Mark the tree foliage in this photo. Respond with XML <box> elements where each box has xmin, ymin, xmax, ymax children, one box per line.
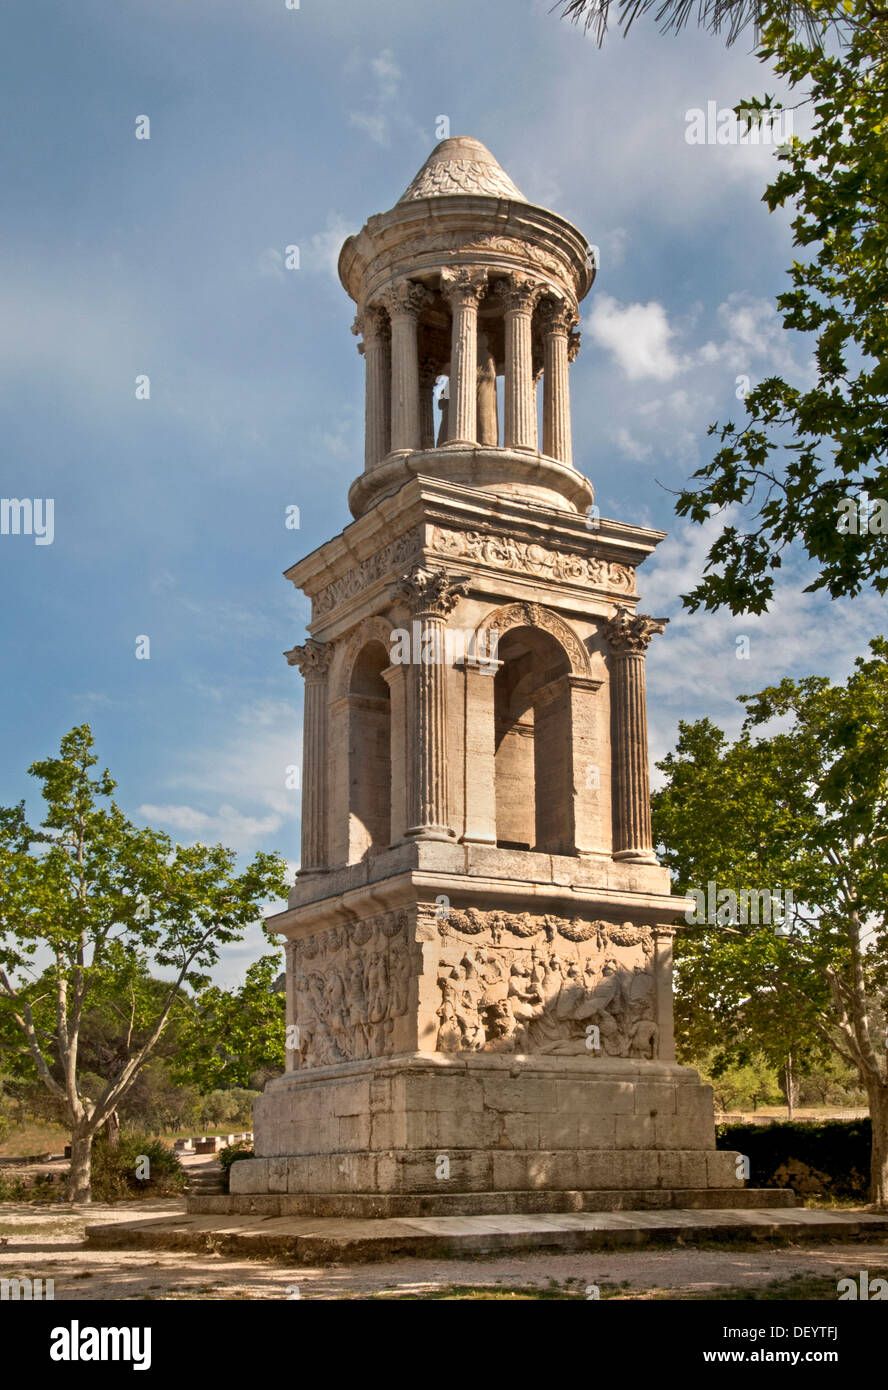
<box><xmin>0</xmin><ymin>725</ymin><xmax>288</xmax><ymax>1199</ymax></box>
<box><xmin>172</xmin><ymin>952</ymin><xmax>285</xmax><ymax>1094</ymax></box>
<box><xmin>652</xmin><ymin>639</ymin><xmax>888</xmax><ymax>1202</ymax></box>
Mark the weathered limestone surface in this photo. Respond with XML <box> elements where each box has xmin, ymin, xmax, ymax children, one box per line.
<box><xmin>205</xmin><ymin>136</ymin><xmax>790</xmax><ymax>1221</ymax></box>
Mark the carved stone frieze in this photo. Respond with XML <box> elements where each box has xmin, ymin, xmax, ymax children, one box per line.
<box><xmin>310</xmin><ymin>530</ymin><xmax>423</xmax><ymax>618</ymax></box>
<box><xmin>291</xmin><ymin>910</ymin><xmax>413</xmax><ymax>1068</ymax></box>
<box><xmin>429</xmin><ymin>526</ymin><xmax>636</xmax><ymax>595</ymax></box>
<box><xmin>434</xmin><ymin>910</ymin><xmax>657</xmax><ymax>1058</ymax></box>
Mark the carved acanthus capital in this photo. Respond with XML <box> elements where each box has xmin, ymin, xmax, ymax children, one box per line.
<box><xmin>567</xmin><ymin>328</ymin><xmax>582</xmax><ymax>363</ymax></box>
<box><xmin>352</xmin><ymin>306</ymin><xmax>390</xmax><ymax>354</ymax></box>
<box><xmin>284</xmin><ymin>638</ymin><xmax>333</xmax><ymax>679</ymax></box>
<box><xmin>603</xmin><ymin>608</ymin><xmax>668</xmax><ymax>656</ymax></box>
<box><xmin>440</xmin><ymin>266</ymin><xmax>489</xmax><ymax>309</ymax></box>
<box><xmin>538</xmin><ymin>296</ymin><xmax>579</xmax><ymax>337</ymax></box>
<box><xmin>398</xmin><ymin>565</ymin><xmax>470</xmax><ymax>618</ymax></box>
<box><xmin>494</xmin><ymin>273</ymin><xmax>545</xmax><ymax>316</ymax></box>
<box><xmin>382</xmin><ymin>279</ymin><xmax>432</xmax><ymax>321</ymax></box>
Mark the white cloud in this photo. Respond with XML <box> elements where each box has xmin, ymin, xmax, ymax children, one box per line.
<box><xmin>139</xmin><ymin>802</ymin><xmax>282</xmax><ymax>841</ymax></box>
<box><xmin>309</xmin><ymin>213</ymin><xmax>357</xmax><ymax>278</ymax></box>
<box><xmin>586</xmin><ymin>294</ymin><xmax>683</xmax><ymax>381</ymax></box>
<box><xmin>140</xmin><ymin>697</ymin><xmax>302</xmax><ymax>856</ymax></box>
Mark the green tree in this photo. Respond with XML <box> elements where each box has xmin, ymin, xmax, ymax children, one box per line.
<box><xmin>651</xmin><ymin>640</ymin><xmax>888</xmax><ymax>1205</ymax></box>
<box><xmin>562</xmin><ymin>1</ymin><xmax>888</xmax><ymax>614</ymax></box>
<box><xmin>172</xmin><ymin>953</ymin><xmax>285</xmax><ymax>1093</ymax></box>
<box><xmin>676</xmin><ymin>6</ymin><xmax>888</xmax><ymax>614</ymax></box>
<box><xmin>0</xmin><ymin>726</ymin><xmax>287</xmax><ymax>1201</ymax></box>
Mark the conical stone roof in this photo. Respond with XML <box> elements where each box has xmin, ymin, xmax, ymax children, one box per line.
<box><xmin>397</xmin><ymin>136</ymin><xmax>526</xmax><ymax>205</ymax></box>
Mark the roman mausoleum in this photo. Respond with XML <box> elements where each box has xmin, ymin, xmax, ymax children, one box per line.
<box><xmin>226</xmin><ymin>136</ymin><xmax>784</xmax><ymax>1216</ymax></box>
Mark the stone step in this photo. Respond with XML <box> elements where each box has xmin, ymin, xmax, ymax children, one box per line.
<box><xmin>186</xmin><ymin>1186</ymin><xmax>795</xmax><ymax>1219</ymax></box>
<box><xmin>85</xmin><ymin>1206</ymin><xmax>888</xmax><ymax>1264</ymax></box>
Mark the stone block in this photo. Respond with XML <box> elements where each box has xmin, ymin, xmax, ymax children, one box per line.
<box><xmin>633</xmin><ymin>1083</ymin><xmax>676</xmax><ymax>1116</ymax></box>
<box><xmin>331</xmin><ymin>1080</ymin><xmax>370</xmax><ymax>1117</ymax></box>
<box><xmin>708</xmin><ymin>1150</ymin><xmax>746</xmax><ymax>1188</ymax></box>
<box><xmin>615</xmin><ymin>1114</ymin><xmax>653</xmax><ymax>1149</ymax></box>
<box><xmin>339</xmin><ymin>1114</ymin><xmax>371</xmax><ymax>1150</ymax></box>
<box><xmin>576</xmin><ymin>1114</ymin><xmax>616</xmax><ymax>1148</ymax></box>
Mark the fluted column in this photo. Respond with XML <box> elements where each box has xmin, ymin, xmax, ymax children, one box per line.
<box><xmin>397</xmin><ymin>566</ymin><xmax>469</xmax><ymax>840</ymax></box>
<box><xmin>440</xmin><ymin>267</ymin><xmax>488</xmax><ymax>445</ymax></box>
<box><xmin>497</xmin><ymin>274</ymin><xmax>542</xmax><ymax>450</ymax></box>
<box><xmin>284</xmin><ymin>638</ymin><xmax>333</xmax><ymax>873</ymax></box>
<box><xmin>352</xmin><ymin>307</ymin><xmax>391</xmax><ymax>470</ymax></box>
<box><xmin>602</xmin><ymin>608</ymin><xmax>668</xmax><ymax>863</ymax></box>
<box><xmin>383</xmin><ymin>280</ymin><xmax>430</xmax><ymax>452</ymax></box>
<box><xmin>540</xmin><ymin>298</ymin><xmax>578</xmax><ymax>465</ymax></box>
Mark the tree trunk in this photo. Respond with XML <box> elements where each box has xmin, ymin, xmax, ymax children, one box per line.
<box><xmin>104</xmin><ymin>1109</ymin><xmax>120</xmax><ymax>1150</ymax></box>
<box><xmin>67</xmin><ymin>1128</ymin><xmax>93</xmax><ymax>1204</ymax></box>
<box><xmin>779</xmin><ymin>1053</ymin><xmax>799</xmax><ymax>1120</ymax></box>
<box><xmin>868</xmin><ymin>1083</ymin><xmax>888</xmax><ymax>1210</ymax></box>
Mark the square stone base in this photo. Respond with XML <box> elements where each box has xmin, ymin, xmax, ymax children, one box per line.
<box><xmin>228</xmin><ymin>1052</ymin><xmax>754</xmax><ymax>1211</ymax></box>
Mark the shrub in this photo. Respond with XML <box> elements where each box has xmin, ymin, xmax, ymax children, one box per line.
<box><xmin>217</xmin><ymin>1140</ymin><xmax>253</xmax><ymax>1172</ymax></box>
<box><xmin>217</xmin><ymin>1140</ymin><xmax>253</xmax><ymax>1192</ymax></box>
<box><xmin>198</xmin><ymin>1088</ymin><xmax>259</xmax><ymax>1129</ymax></box>
<box><xmin>716</xmin><ymin>1119</ymin><xmax>872</xmax><ymax>1199</ymax></box>
<box><xmin>90</xmin><ymin>1130</ymin><xmax>187</xmax><ymax>1201</ymax></box>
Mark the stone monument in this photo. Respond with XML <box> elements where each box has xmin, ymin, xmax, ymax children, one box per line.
<box><xmin>226</xmin><ymin>137</ymin><xmax>787</xmax><ymax>1217</ymax></box>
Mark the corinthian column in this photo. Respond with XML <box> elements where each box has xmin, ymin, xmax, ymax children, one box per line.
<box><xmin>284</xmin><ymin>638</ymin><xmax>333</xmax><ymax>873</ymax></box>
<box><xmin>602</xmin><ymin>608</ymin><xmax>668</xmax><ymax>863</ymax></box>
<box><xmin>383</xmin><ymin>280</ymin><xmax>430</xmax><ymax>452</ymax></box>
<box><xmin>540</xmin><ymin>297</ymin><xmax>578</xmax><ymax>466</ymax></box>
<box><xmin>497</xmin><ymin>274</ymin><xmax>542</xmax><ymax>450</ymax></box>
<box><xmin>352</xmin><ymin>307</ymin><xmax>391</xmax><ymax>470</ymax></box>
<box><xmin>440</xmin><ymin>267</ymin><xmax>488</xmax><ymax>446</ymax></box>
<box><xmin>396</xmin><ymin>566</ymin><xmax>470</xmax><ymax>840</ymax></box>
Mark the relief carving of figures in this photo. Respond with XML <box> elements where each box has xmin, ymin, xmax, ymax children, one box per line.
<box><xmin>290</xmin><ymin>910</ymin><xmax>411</xmax><ymax>1068</ymax></box>
<box><xmin>430</xmin><ymin>526</ymin><xmax>636</xmax><ymax>595</ymax></box>
<box><xmin>434</xmin><ymin>912</ymin><xmax>658</xmax><ymax>1059</ymax></box>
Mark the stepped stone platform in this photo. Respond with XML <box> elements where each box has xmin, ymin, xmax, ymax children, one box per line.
<box><xmin>189</xmin><ymin>1186</ymin><xmax>795</xmax><ymax>1219</ymax></box>
<box><xmin>85</xmin><ymin>1206</ymin><xmax>888</xmax><ymax>1264</ymax></box>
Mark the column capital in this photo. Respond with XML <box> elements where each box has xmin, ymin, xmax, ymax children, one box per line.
<box><xmin>397</xmin><ymin>565</ymin><xmax>470</xmax><ymax>618</ymax></box>
<box><xmin>440</xmin><ymin>265</ymin><xmax>489</xmax><ymax>308</ymax></box>
<box><xmin>538</xmin><ymin>296</ymin><xmax>578</xmax><ymax>337</ymax></box>
<box><xmin>603</xmin><ymin>607</ymin><xmax>668</xmax><ymax>656</ymax></box>
<box><xmin>567</xmin><ymin>328</ymin><xmax>582</xmax><ymax>363</ymax></box>
<box><xmin>284</xmin><ymin>638</ymin><xmax>333</xmax><ymax>679</ymax></box>
<box><xmin>382</xmin><ymin>278</ymin><xmax>432</xmax><ymax>320</ymax></box>
<box><xmin>352</xmin><ymin>305</ymin><xmax>390</xmax><ymax>347</ymax></box>
<box><xmin>495</xmin><ymin>272</ymin><xmax>545</xmax><ymax>315</ymax></box>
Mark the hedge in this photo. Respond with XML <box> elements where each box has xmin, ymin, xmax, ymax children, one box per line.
<box><xmin>716</xmin><ymin>1119</ymin><xmax>872</xmax><ymax>1200</ymax></box>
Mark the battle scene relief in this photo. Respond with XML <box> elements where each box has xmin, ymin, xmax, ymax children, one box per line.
<box><xmin>290</xmin><ymin>910</ymin><xmax>414</xmax><ymax>1068</ymax></box>
<box><xmin>434</xmin><ymin>908</ymin><xmax>658</xmax><ymax>1058</ymax></box>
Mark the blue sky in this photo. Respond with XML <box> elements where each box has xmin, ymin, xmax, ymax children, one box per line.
<box><xmin>1</xmin><ymin>0</ymin><xmax>883</xmax><ymax>984</ymax></box>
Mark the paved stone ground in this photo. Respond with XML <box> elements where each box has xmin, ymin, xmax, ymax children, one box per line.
<box><xmin>2</xmin><ymin>1200</ymin><xmax>887</xmax><ymax>1299</ymax></box>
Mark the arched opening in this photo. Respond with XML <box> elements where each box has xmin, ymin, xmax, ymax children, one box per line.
<box><xmin>494</xmin><ymin>626</ymin><xmax>574</xmax><ymax>854</ymax></box>
<box><xmin>348</xmin><ymin>641</ymin><xmax>391</xmax><ymax>860</ymax></box>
